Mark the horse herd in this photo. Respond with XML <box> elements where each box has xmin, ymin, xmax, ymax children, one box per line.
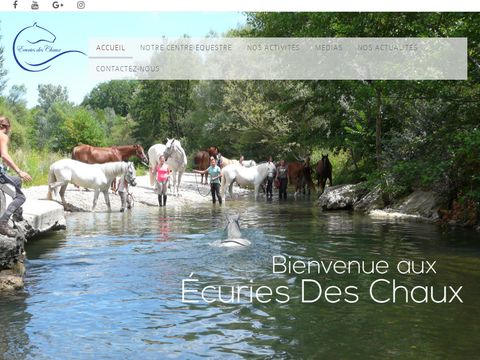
<box><xmin>46</xmin><ymin>140</ymin><xmax>333</xmax><ymax>211</ymax></box>
<box><xmin>47</xmin><ymin>139</ymin><xmax>187</xmax><ymax>211</ymax></box>
<box><xmin>194</xmin><ymin>146</ymin><xmax>333</xmax><ymax>198</ymax></box>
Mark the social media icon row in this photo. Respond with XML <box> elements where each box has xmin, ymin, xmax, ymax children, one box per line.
<box><xmin>12</xmin><ymin>1</ymin><xmax>85</xmax><ymax>9</ymax></box>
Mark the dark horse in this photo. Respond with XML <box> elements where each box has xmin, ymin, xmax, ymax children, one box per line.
<box><xmin>207</xmin><ymin>146</ymin><xmax>220</xmax><ymax>158</ymax></box>
<box><xmin>288</xmin><ymin>157</ymin><xmax>315</xmax><ymax>197</ymax></box>
<box><xmin>193</xmin><ymin>150</ymin><xmax>210</xmax><ymax>184</ymax></box>
<box><xmin>194</xmin><ymin>147</ymin><xmax>220</xmax><ymax>184</ymax></box>
<box><xmin>316</xmin><ymin>154</ymin><xmax>333</xmax><ymax>194</ymax></box>
<box><xmin>72</xmin><ymin>144</ymin><xmax>148</xmax><ymax>165</ymax></box>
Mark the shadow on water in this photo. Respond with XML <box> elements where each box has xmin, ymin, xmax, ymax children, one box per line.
<box><xmin>1</xmin><ymin>196</ymin><xmax>480</xmax><ymax>358</ymax></box>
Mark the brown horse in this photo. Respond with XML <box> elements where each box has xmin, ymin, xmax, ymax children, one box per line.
<box><xmin>207</xmin><ymin>146</ymin><xmax>220</xmax><ymax>158</ymax></box>
<box><xmin>72</xmin><ymin>144</ymin><xmax>148</xmax><ymax>165</ymax></box>
<box><xmin>72</xmin><ymin>144</ymin><xmax>148</xmax><ymax>191</ymax></box>
<box><xmin>193</xmin><ymin>150</ymin><xmax>210</xmax><ymax>184</ymax></box>
<box><xmin>288</xmin><ymin>158</ymin><xmax>315</xmax><ymax>197</ymax></box>
<box><xmin>316</xmin><ymin>154</ymin><xmax>333</xmax><ymax>194</ymax></box>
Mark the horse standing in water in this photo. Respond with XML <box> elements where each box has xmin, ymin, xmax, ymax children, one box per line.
<box><xmin>148</xmin><ymin>139</ymin><xmax>187</xmax><ymax>196</ymax></box>
<box><xmin>288</xmin><ymin>158</ymin><xmax>316</xmax><ymax>198</ymax></box>
<box><xmin>47</xmin><ymin>159</ymin><xmax>136</xmax><ymax>211</ymax></box>
<box><xmin>316</xmin><ymin>154</ymin><xmax>333</xmax><ymax>194</ymax></box>
<box><xmin>221</xmin><ymin>162</ymin><xmax>276</xmax><ymax>200</ymax></box>
<box><xmin>164</xmin><ymin>138</ymin><xmax>188</xmax><ymax>196</ymax></box>
<box><xmin>71</xmin><ymin>144</ymin><xmax>147</xmax><ymax>191</ymax></box>
<box><xmin>193</xmin><ymin>150</ymin><xmax>210</xmax><ymax>185</ymax></box>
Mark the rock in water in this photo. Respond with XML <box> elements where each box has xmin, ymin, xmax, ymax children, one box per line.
<box><xmin>318</xmin><ymin>183</ymin><xmax>369</xmax><ymax>210</ymax></box>
<box><xmin>0</xmin><ymin>232</ymin><xmax>26</xmax><ymax>291</ymax></box>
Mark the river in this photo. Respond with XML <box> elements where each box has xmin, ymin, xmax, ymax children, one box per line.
<box><xmin>1</xmin><ymin>199</ymin><xmax>479</xmax><ymax>359</ymax></box>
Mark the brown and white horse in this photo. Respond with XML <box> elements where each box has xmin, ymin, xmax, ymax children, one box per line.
<box><xmin>72</xmin><ymin>144</ymin><xmax>148</xmax><ymax>165</ymax></box>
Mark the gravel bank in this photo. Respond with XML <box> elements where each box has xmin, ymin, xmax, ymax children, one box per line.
<box><xmin>23</xmin><ymin>172</ymin><xmax>250</xmax><ymax>212</ymax></box>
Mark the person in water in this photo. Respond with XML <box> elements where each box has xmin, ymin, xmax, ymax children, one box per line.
<box><xmin>266</xmin><ymin>156</ymin><xmax>276</xmax><ymax>199</ymax></box>
<box><xmin>155</xmin><ymin>155</ymin><xmax>169</xmax><ymax>207</ymax></box>
<box><xmin>194</xmin><ymin>157</ymin><xmax>222</xmax><ymax>205</ymax></box>
<box><xmin>0</xmin><ymin>116</ymin><xmax>32</xmax><ymax>237</ymax></box>
<box><xmin>116</xmin><ymin>174</ymin><xmax>132</xmax><ymax>212</ymax></box>
<box><xmin>239</xmin><ymin>155</ymin><xmax>244</xmax><ymax>166</ymax></box>
<box><xmin>276</xmin><ymin>159</ymin><xmax>288</xmax><ymax>200</ymax></box>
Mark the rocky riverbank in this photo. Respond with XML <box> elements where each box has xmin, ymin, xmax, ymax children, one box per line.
<box><xmin>0</xmin><ymin>199</ymin><xmax>65</xmax><ymax>291</ymax></box>
<box><xmin>317</xmin><ymin>183</ymin><xmax>473</xmax><ymax>226</ymax></box>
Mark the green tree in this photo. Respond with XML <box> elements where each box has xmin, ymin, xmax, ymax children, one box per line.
<box><xmin>130</xmin><ymin>80</ymin><xmax>194</xmax><ymax>147</ymax></box>
<box><xmin>37</xmin><ymin>84</ymin><xmax>69</xmax><ymax>112</ymax></box>
<box><xmin>82</xmin><ymin>80</ymin><xmax>138</xmax><ymax>116</ymax></box>
<box><xmin>58</xmin><ymin>107</ymin><xmax>106</xmax><ymax>150</ymax></box>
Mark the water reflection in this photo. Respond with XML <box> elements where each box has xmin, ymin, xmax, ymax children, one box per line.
<box><xmin>0</xmin><ymin>293</ymin><xmax>31</xmax><ymax>359</ymax></box>
<box><xmin>1</xmin><ymin>200</ymin><xmax>479</xmax><ymax>358</ymax></box>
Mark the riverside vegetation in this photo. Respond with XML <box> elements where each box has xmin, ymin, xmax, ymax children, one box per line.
<box><xmin>0</xmin><ymin>13</ymin><xmax>478</xmax><ymax>226</ymax></box>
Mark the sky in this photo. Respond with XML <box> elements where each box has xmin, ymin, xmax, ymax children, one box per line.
<box><xmin>1</xmin><ymin>12</ymin><xmax>246</xmax><ymax>107</ymax></box>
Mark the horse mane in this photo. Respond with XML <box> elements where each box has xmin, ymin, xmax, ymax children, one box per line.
<box><xmin>100</xmin><ymin>161</ymin><xmax>126</xmax><ymax>177</ymax></box>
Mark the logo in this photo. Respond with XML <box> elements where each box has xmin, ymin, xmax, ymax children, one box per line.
<box><xmin>13</xmin><ymin>23</ymin><xmax>87</xmax><ymax>72</ymax></box>
<box><xmin>52</xmin><ymin>1</ymin><xmax>63</xmax><ymax>8</ymax></box>
<box><xmin>13</xmin><ymin>1</ymin><xmax>18</xmax><ymax>9</ymax></box>
<box><xmin>77</xmin><ymin>1</ymin><xmax>85</xmax><ymax>9</ymax></box>
<box><xmin>31</xmin><ymin>1</ymin><xmax>39</xmax><ymax>9</ymax></box>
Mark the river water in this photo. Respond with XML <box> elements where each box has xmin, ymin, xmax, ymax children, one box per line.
<box><xmin>1</xmin><ymin>199</ymin><xmax>479</xmax><ymax>359</ymax></box>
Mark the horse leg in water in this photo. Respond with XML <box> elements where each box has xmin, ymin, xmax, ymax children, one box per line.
<box><xmin>169</xmin><ymin>170</ymin><xmax>176</xmax><ymax>196</ymax></box>
<box><xmin>102</xmin><ymin>190</ymin><xmax>111</xmax><ymax>211</ymax></box>
<box><xmin>254</xmin><ymin>183</ymin><xmax>261</xmax><ymax>200</ymax></box>
<box><xmin>229</xmin><ymin>180</ymin><xmax>235</xmax><ymax>199</ymax></box>
<box><xmin>92</xmin><ymin>189</ymin><xmax>101</xmax><ymax>211</ymax></box>
<box><xmin>176</xmin><ymin>170</ymin><xmax>184</xmax><ymax>196</ymax></box>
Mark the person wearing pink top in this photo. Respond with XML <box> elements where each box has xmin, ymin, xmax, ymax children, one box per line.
<box><xmin>155</xmin><ymin>155</ymin><xmax>169</xmax><ymax>207</ymax></box>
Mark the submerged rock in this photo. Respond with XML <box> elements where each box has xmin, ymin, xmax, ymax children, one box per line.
<box><xmin>318</xmin><ymin>183</ymin><xmax>369</xmax><ymax>210</ymax></box>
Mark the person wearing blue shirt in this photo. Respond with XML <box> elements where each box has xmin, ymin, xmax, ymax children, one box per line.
<box><xmin>194</xmin><ymin>157</ymin><xmax>223</xmax><ymax>205</ymax></box>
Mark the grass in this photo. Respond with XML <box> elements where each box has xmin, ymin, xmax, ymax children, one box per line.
<box><xmin>12</xmin><ymin>149</ymin><xmax>66</xmax><ymax>187</ymax></box>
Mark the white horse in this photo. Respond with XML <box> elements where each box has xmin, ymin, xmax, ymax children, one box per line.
<box><xmin>148</xmin><ymin>143</ymin><xmax>166</xmax><ymax>186</ymax></box>
<box><xmin>242</xmin><ymin>159</ymin><xmax>257</xmax><ymax>168</ymax></box>
<box><xmin>47</xmin><ymin>159</ymin><xmax>136</xmax><ymax>211</ymax></box>
<box><xmin>221</xmin><ymin>162</ymin><xmax>276</xmax><ymax>200</ymax></box>
<box><xmin>164</xmin><ymin>138</ymin><xmax>187</xmax><ymax>196</ymax></box>
<box><xmin>148</xmin><ymin>139</ymin><xmax>187</xmax><ymax>196</ymax></box>
<box><xmin>219</xmin><ymin>214</ymin><xmax>251</xmax><ymax>247</ymax></box>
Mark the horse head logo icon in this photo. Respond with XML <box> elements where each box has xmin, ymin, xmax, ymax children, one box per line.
<box><xmin>13</xmin><ymin>22</ymin><xmax>86</xmax><ymax>72</ymax></box>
